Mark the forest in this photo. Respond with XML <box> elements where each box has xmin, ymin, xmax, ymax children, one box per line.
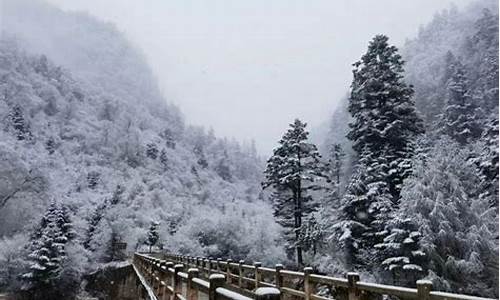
<box><xmin>0</xmin><ymin>0</ymin><xmax>498</xmax><ymax>299</ymax></box>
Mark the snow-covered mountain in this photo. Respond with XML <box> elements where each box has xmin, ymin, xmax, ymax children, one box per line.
<box><xmin>0</xmin><ymin>0</ymin><xmax>285</xmax><ymax>280</ymax></box>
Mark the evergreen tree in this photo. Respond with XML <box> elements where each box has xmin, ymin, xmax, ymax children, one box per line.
<box><xmin>87</xmin><ymin>171</ymin><xmax>100</xmax><ymax>189</ymax></box>
<box><xmin>262</xmin><ymin>119</ymin><xmax>326</xmax><ymax>266</ymax></box>
<box><xmin>45</xmin><ymin>137</ymin><xmax>56</xmax><ymax>155</ymax></box>
<box><xmin>145</xmin><ymin>221</ymin><xmax>160</xmax><ymax>253</ymax></box>
<box><xmin>348</xmin><ymin>34</ymin><xmax>423</xmax><ymax>199</ymax></box>
<box><xmin>477</xmin><ymin>114</ymin><xmax>499</xmax><ymax>205</ymax></box>
<box><xmin>338</xmin><ymin>34</ymin><xmax>423</xmax><ymax>270</ymax></box>
<box><xmin>109</xmin><ymin>184</ymin><xmax>124</xmax><ymax>206</ymax></box>
<box><xmin>161</xmin><ymin>128</ymin><xmax>176</xmax><ymax>149</ymax></box>
<box><xmin>427</xmin><ymin>51</ymin><xmax>460</xmax><ymax>129</ymax></box>
<box><xmin>146</xmin><ymin>142</ymin><xmax>159</xmax><ymax>159</ymax></box>
<box><xmin>399</xmin><ymin>139</ymin><xmax>498</xmax><ymax>297</ymax></box>
<box><xmin>439</xmin><ymin>61</ymin><xmax>482</xmax><ymax>144</ymax></box>
<box><xmin>467</xmin><ymin>8</ymin><xmax>499</xmax><ymax>114</ymax></box>
<box><xmin>8</xmin><ymin>105</ymin><xmax>32</xmax><ymax>141</ymax></box>
<box><xmin>23</xmin><ymin>201</ymin><xmax>71</xmax><ymax>299</ymax></box>
<box><xmin>336</xmin><ymin>148</ymin><xmax>393</xmax><ymax>268</ymax></box>
<box><xmin>215</xmin><ymin>150</ymin><xmax>232</xmax><ymax>182</ymax></box>
<box><xmin>55</xmin><ymin>204</ymin><xmax>75</xmax><ymax>243</ymax></box>
<box><xmin>328</xmin><ymin>143</ymin><xmax>345</xmax><ymax>187</ymax></box>
<box><xmin>298</xmin><ymin>214</ymin><xmax>323</xmax><ymax>255</ymax></box>
<box><xmin>193</xmin><ymin>144</ymin><xmax>208</xmax><ymax>168</ymax></box>
<box><xmin>84</xmin><ymin>202</ymin><xmax>107</xmax><ymax>250</ymax></box>
<box><xmin>374</xmin><ymin>217</ymin><xmax>427</xmax><ymax>287</ymax></box>
<box><xmin>159</xmin><ymin>148</ymin><xmax>169</xmax><ymax>170</ymax></box>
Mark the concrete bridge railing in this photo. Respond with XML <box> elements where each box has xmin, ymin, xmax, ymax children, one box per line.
<box><xmin>133</xmin><ymin>253</ymin><xmax>496</xmax><ymax>300</ymax></box>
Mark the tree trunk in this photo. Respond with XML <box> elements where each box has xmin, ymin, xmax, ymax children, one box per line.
<box><xmin>296</xmin><ymin>244</ymin><xmax>303</xmax><ymax>267</ymax></box>
<box><xmin>295</xmin><ymin>185</ymin><xmax>303</xmax><ymax>267</ymax></box>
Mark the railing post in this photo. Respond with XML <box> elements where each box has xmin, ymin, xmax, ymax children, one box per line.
<box><xmin>207</xmin><ymin>258</ymin><xmax>212</xmax><ymax>272</ymax></box>
<box><xmin>274</xmin><ymin>264</ymin><xmax>283</xmax><ymax>289</ymax></box>
<box><xmin>226</xmin><ymin>259</ymin><xmax>233</xmax><ymax>284</ymax></box>
<box><xmin>173</xmin><ymin>264</ymin><xmax>184</xmax><ymax>299</ymax></box>
<box><xmin>347</xmin><ymin>272</ymin><xmax>360</xmax><ymax>300</ymax></box>
<box><xmin>153</xmin><ymin>260</ymin><xmax>160</xmax><ymax>294</ymax></box>
<box><xmin>188</xmin><ymin>268</ymin><xmax>199</xmax><ymax>300</ymax></box>
<box><xmin>205</xmin><ymin>259</ymin><xmax>211</xmax><ymax>277</ymax></box>
<box><xmin>304</xmin><ymin>267</ymin><xmax>313</xmax><ymax>300</ymax></box>
<box><xmin>238</xmin><ymin>260</ymin><xmax>245</xmax><ymax>288</ymax></box>
<box><xmin>417</xmin><ymin>280</ymin><xmax>432</xmax><ymax>300</ymax></box>
<box><xmin>157</xmin><ymin>260</ymin><xmax>166</xmax><ymax>296</ymax></box>
<box><xmin>255</xmin><ymin>287</ymin><xmax>281</xmax><ymax>300</ymax></box>
<box><xmin>164</xmin><ymin>262</ymin><xmax>174</xmax><ymax>300</ymax></box>
<box><xmin>217</xmin><ymin>258</ymin><xmax>222</xmax><ymax>272</ymax></box>
<box><xmin>254</xmin><ymin>262</ymin><xmax>262</xmax><ymax>289</ymax></box>
<box><xmin>209</xmin><ymin>274</ymin><xmax>225</xmax><ymax>300</ymax></box>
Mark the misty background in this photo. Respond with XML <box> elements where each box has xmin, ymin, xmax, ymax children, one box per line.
<box><xmin>40</xmin><ymin>0</ymin><xmax>477</xmax><ymax>153</ymax></box>
<box><xmin>0</xmin><ymin>0</ymin><xmax>497</xmax><ymax>298</ymax></box>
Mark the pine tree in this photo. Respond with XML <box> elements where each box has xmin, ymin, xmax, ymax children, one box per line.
<box><xmin>478</xmin><ymin>114</ymin><xmax>499</xmax><ymax>205</ymax></box>
<box><xmin>8</xmin><ymin>105</ymin><xmax>32</xmax><ymax>141</ymax></box>
<box><xmin>159</xmin><ymin>149</ymin><xmax>169</xmax><ymax>170</ymax></box>
<box><xmin>374</xmin><ymin>217</ymin><xmax>427</xmax><ymax>287</ymax></box>
<box><xmin>262</xmin><ymin>119</ymin><xmax>326</xmax><ymax>266</ymax></box>
<box><xmin>145</xmin><ymin>221</ymin><xmax>160</xmax><ymax>253</ymax></box>
<box><xmin>467</xmin><ymin>8</ymin><xmax>499</xmax><ymax>114</ymax></box>
<box><xmin>55</xmin><ymin>204</ymin><xmax>75</xmax><ymax>243</ymax></box>
<box><xmin>427</xmin><ymin>51</ymin><xmax>460</xmax><ymax>129</ymax></box>
<box><xmin>348</xmin><ymin>34</ymin><xmax>423</xmax><ymax>199</ymax></box>
<box><xmin>328</xmin><ymin>143</ymin><xmax>345</xmax><ymax>187</ymax></box>
<box><xmin>87</xmin><ymin>171</ymin><xmax>100</xmax><ymax>189</ymax></box>
<box><xmin>336</xmin><ymin>148</ymin><xmax>393</xmax><ymax>268</ymax></box>
<box><xmin>161</xmin><ymin>128</ymin><xmax>176</xmax><ymax>149</ymax></box>
<box><xmin>45</xmin><ymin>137</ymin><xmax>56</xmax><ymax>155</ymax></box>
<box><xmin>338</xmin><ymin>35</ymin><xmax>423</xmax><ymax>270</ymax></box>
<box><xmin>439</xmin><ymin>61</ymin><xmax>482</xmax><ymax>144</ymax></box>
<box><xmin>23</xmin><ymin>201</ymin><xmax>70</xmax><ymax>298</ymax></box>
<box><xmin>298</xmin><ymin>214</ymin><xmax>323</xmax><ymax>255</ymax></box>
<box><xmin>84</xmin><ymin>202</ymin><xmax>107</xmax><ymax>250</ymax></box>
<box><xmin>215</xmin><ymin>150</ymin><xmax>232</xmax><ymax>181</ymax></box>
<box><xmin>109</xmin><ymin>184</ymin><xmax>124</xmax><ymax>206</ymax></box>
<box><xmin>193</xmin><ymin>144</ymin><xmax>208</xmax><ymax>168</ymax></box>
<box><xmin>399</xmin><ymin>139</ymin><xmax>498</xmax><ymax>297</ymax></box>
<box><xmin>146</xmin><ymin>142</ymin><xmax>159</xmax><ymax>159</ymax></box>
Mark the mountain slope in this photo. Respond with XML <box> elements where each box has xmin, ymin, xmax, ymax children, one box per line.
<box><xmin>0</xmin><ymin>2</ymin><xmax>285</xmax><ymax>291</ymax></box>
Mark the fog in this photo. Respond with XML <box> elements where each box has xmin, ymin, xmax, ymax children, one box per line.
<box><xmin>45</xmin><ymin>0</ymin><xmax>476</xmax><ymax>153</ymax></box>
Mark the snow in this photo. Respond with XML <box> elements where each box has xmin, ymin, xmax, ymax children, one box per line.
<box><xmin>216</xmin><ymin>287</ymin><xmax>252</xmax><ymax>300</ymax></box>
<box><xmin>402</xmin><ymin>264</ymin><xmax>423</xmax><ymax>271</ymax></box>
<box><xmin>382</xmin><ymin>257</ymin><xmax>409</xmax><ymax>265</ymax></box>
<box><xmin>255</xmin><ymin>287</ymin><xmax>281</xmax><ymax>296</ymax></box>
<box><xmin>209</xmin><ymin>274</ymin><xmax>225</xmax><ymax>280</ymax></box>
<box><xmin>411</xmin><ymin>250</ymin><xmax>425</xmax><ymax>257</ymax></box>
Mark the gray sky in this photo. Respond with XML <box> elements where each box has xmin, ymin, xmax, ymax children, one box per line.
<box><xmin>46</xmin><ymin>0</ymin><xmax>475</xmax><ymax>154</ymax></box>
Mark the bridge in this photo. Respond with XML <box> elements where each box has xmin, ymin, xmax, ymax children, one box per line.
<box><xmin>129</xmin><ymin>253</ymin><xmax>495</xmax><ymax>300</ymax></box>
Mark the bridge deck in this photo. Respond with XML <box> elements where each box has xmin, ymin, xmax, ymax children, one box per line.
<box><xmin>133</xmin><ymin>253</ymin><xmax>497</xmax><ymax>300</ymax></box>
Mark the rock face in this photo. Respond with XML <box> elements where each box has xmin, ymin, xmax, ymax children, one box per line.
<box><xmin>83</xmin><ymin>262</ymin><xmax>141</xmax><ymax>300</ymax></box>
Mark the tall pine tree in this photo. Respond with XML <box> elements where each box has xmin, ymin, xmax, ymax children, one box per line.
<box><xmin>23</xmin><ymin>201</ymin><xmax>73</xmax><ymax>299</ymax></box>
<box><xmin>145</xmin><ymin>221</ymin><xmax>160</xmax><ymax>253</ymax></box>
<box><xmin>337</xmin><ymin>35</ymin><xmax>423</xmax><ymax>269</ymax></box>
<box><xmin>262</xmin><ymin>119</ymin><xmax>326</xmax><ymax>266</ymax></box>
<box><xmin>439</xmin><ymin>61</ymin><xmax>482</xmax><ymax>144</ymax></box>
<box><xmin>348</xmin><ymin>34</ymin><xmax>423</xmax><ymax>198</ymax></box>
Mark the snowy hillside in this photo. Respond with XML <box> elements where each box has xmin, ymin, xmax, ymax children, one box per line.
<box><xmin>0</xmin><ymin>1</ymin><xmax>285</xmax><ymax>292</ymax></box>
<box><xmin>0</xmin><ymin>0</ymin><xmax>498</xmax><ymax>299</ymax></box>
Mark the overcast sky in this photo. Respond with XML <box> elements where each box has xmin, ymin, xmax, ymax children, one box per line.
<box><xmin>46</xmin><ymin>0</ymin><xmax>475</xmax><ymax>154</ymax></box>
